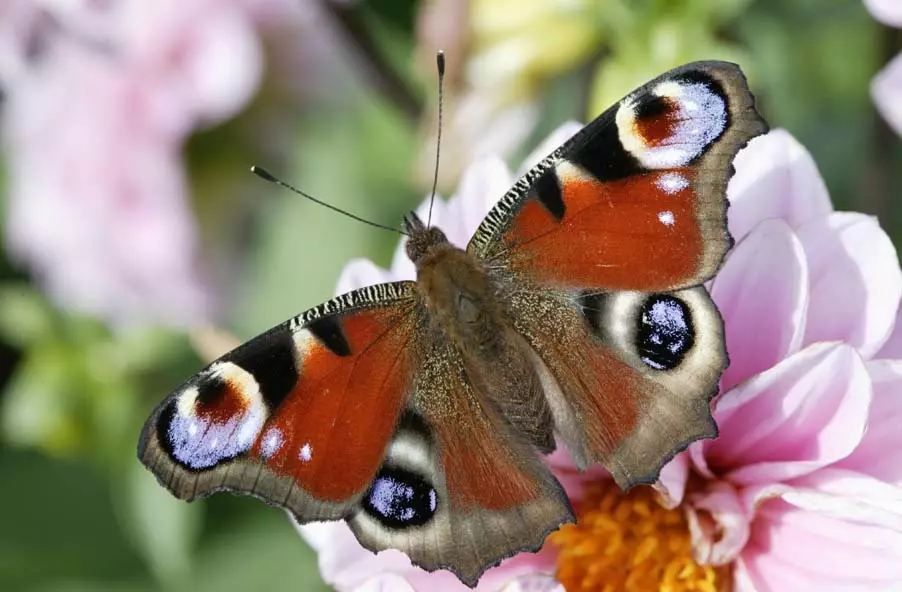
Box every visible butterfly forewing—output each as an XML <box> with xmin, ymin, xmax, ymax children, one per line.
<box><xmin>469</xmin><ymin>61</ymin><xmax>767</xmax><ymax>292</ymax></box>
<box><xmin>139</xmin><ymin>281</ymin><xmax>423</xmax><ymax>521</ymax></box>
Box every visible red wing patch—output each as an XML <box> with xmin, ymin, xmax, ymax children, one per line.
<box><xmin>504</xmin><ymin>166</ymin><xmax>705</xmax><ymax>292</ymax></box>
<box><xmin>251</xmin><ymin>308</ymin><xmax>419</xmax><ymax>501</ymax></box>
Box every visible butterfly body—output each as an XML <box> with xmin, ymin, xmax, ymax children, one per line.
<box><xmin>139</xmin><ymin>61</ymin><xmax>768</xmax><ymax>586</ymax></box>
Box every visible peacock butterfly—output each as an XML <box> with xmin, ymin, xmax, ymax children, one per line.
<box><xmin>138</xmin><ymin>60</ymin><xmax>768</xmax><ymax>586</ymax></box>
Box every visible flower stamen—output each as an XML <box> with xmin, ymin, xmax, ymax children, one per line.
<box><xmin>549</xmin><ymin>483</ymin><xmax>729</xmax><ymax>592</ymax></box>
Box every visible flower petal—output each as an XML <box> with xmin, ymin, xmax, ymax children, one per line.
<box><xmin>784</xmin><ymin>467</ymin><xmax>902</xmax><ymax>531</ymax></box>
<box><xmin>708</xmin><ymin>343</ymin><xmax>871</xmax><ymax>485</ymax></box>
<box><xmin>874</xmin><ymin>303</ymin><xmax>902</xmax><ymax>359</ymax></box>
<box><xmin>726</xmin><ymin>130</ymin><xmax>832</xmax><ymax>243</ymax></box>
<box><xmin>741</xmin><ymin>497</ymin><xmax>902</xmax><ymax>590</ymax></box>
<box><xmin>446</xmin><ymin>156</ymin><xmax>514</xmax><ymax>241</ymax></box>
<box><xmin>654</xmin><ymin>452</ymin><xmax>690</xmax><ymax>509</ymax></box>
<box><xmin>296</xmin><ymin>519</ymin><xmax>559</xmax><ymax>592</ymax></box>
<box><xmin>872</xmin><ymin>52</ymin><xmax>902</xmax><ymax>136</ymax></box>
<box><xmin>836</xmin><ymin>360</ymin><xmax>902</xmax><ymax>485</ymax></box>
<box><xmin>335</xmin><ymin>259</ymin><xmax>397</xmax><ymax>295</ymax></box>
<box><xmin>514</xmin><ymin>121</ymin><xmax>583</xmax><ymax>177</ymax></box>
<box><xmin>864</xmin><ymin>0</ymin><xmax>902</xmax><ymax>27</ymax></box>
<box><xmin>353</xmin><ymin>574</ymin><xmax>416</xmax><ymax>592</ymax></box>
<box><xmin>686</xmin><ymin>481</ymin><xmax>750</xmax><ymax>566</ymax></box>
<box><xmin>711</xmin><ymin>219</ymin><xmax>808</xmax><ymax>391</ymax></box>
<box><xmin>797</xmin><ymin>212</ymin><xmax>902</xmax><ymax>358</ymax></box>
<box><xmin>497</xmin><ymin>574</ymin><xmax>564</xmax><ymax>592</ymax></box>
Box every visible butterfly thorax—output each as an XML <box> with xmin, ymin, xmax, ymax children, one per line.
<box><xmin>403</xmin><ymin>211</ymin><xmax>506</xmax><ymax>358</ymax></box>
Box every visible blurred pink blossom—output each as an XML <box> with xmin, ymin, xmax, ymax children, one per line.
<box><xmin>297</xmin><ymin>124</ymin><xmax>902</xmax><ymax>591</ymax></box>
<box><xmin>0</xmin><ymin>0</ymin><xmax>298</xmax><ymax>325</ymax></box>
<box><xmin>865</xmin><ymin>0</ymin><xmax>902</xmax><ymax>134</ymax></box>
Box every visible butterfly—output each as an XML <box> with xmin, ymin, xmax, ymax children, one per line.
<box><xmin>138</xmin><ymin>61</ymin><xmax>767</xmax><ymax>587</ymax></box>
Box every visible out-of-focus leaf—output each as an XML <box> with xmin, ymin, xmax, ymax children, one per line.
<box><xmin>0</xmin><ymin>284</ymin><xmax>55</xmax><ymax>348</ymax></box>
<box><xmin>115</xmin><ymin>461</ymin><xmax>202</xmax><ymax>591</ymax></box>
<box><xmin>235</xmin><ymin>94</ymin><xmax>416</xmax><ymax>337</ymax></box>
<box><xmin>1</xmin><ymin>345</ymin><xmax>80</xmax><ymax>454</ymax></box>
<box><xmin>192</xmin><ymin>508</ymin><xmax>329</xmax><ymax>592</ymax></box>
<box><xmin>0</xmin><ymin>449</ymin><xmax>146</xmax><ymax>590</ymax></box>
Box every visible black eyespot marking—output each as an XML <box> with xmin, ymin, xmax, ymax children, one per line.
<box><xmin>227</xmin><ymin>327</ymin><xmax>298</xmax><ymax>409</ymax></box>
<box><xmin>307</xmin><ymin>316</ymin><xmax>352</xmax><ymax>357</ymax></box>
<box><xmin>194</xmin><ymin>372</ymin><xmax>228</xmax><ymax>408</ymax></box>
<box><xmin>568</xmin><ymin>108</ymin><xmax>645</xmax><ymax>182</ymax></box>
<box><xmin>362</xmin><ymin>467</ymin><xmax>437</xmax><ymax>529</ymax></box>
<box><xmin>156</xmin><ymin>399</ymin><xmax>179</xmax><ymax>459</ymax></box>
<box><xmin>534</xmin><ymin>171</ymin><xmax>565</xmax><ymax>221</ymax></box>
<box><xmin>637</xmin><ymin>295</ymin><xmax>694</xmax><ymax>370</ymax></box>
<box><xmin>634</xmin><ymin>94</ymin><xmax>671</xmax><ymax>120</ymax></box>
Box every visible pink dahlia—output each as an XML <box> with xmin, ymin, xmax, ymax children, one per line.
<box><xmin>296</xmin><ymin>124</ymin><xmax>902</xmax><ymax>591</ymax></box>
<box><xmin>864</xmin><ymin>0</ymin><xmax>902</xmax><ymax>134</ymax></box>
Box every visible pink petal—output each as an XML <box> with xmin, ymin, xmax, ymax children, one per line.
<box><xmin>726</xmin><ymin>130</ymin><xmax>832</xmax><ymax>243</ymax></box>
<box><xmin>872</xmin><ymin>52</ymin><xmax>902</xmax><ymax>136</ymax></box>
<box><xmin>874</xmin><ymin>303</ymin><xmax>902</xmax><ymax>358</ymax></box>
<box><xmin>335</xmin><ymin>259</ymin><xmax>397</xmax><ymax>294</ymax></box>
<box><xmin>654</xmin><ymin>452</ymin><xmax>690</xmax><ymax>509</ymax></box>
<box><xmin>708</xmin><ymin>343</ymin><xmax>871</xmax><ymax>485</ymax></box>
<box><xmin>712</xmin><ymin>219</ymin><xmax>808</xmax><ymax>391</ymax></box>
<box><xmin>836</xmin><ymin>360</ymin><xmax>902</xmax><ymax>485</ymax></box>
<box><xmin>497</xmin><ymin>574</ymin><xmax>564</xmax><ymax>592</ymax></box>
<box><xmin>353</xmin><ymin>574</ymin><xmax>416</xmax><ymax>592</ymax></box>
<box><xmin>741</xmin><ymin>497</ymin><xmax>902</xmax><ymax>589</ymax></box>
<box><xmin>797</xmin><ymin>213</ymin><xmax>902</xmax><ymax>358</ymax></box>
<box><xmin>514</xmin><ymin>122</ymin><xmax>583</xmax><ymax>177</ymax></box>
<box><xmin>446</xmin><ymin>156</ymin><xmax>513</xmax><ymax>241</ymax></box>
<box><xmin>686</xmin><ymin>481</ymin><xmax>750</xmax><ymax>565</ymax></box>
<box><xmin>784</xmin><ymin>468</ymin><xmax>902</xmax><ymax>531</ymax></box>
<box><xmin>296</xmin><ymin>519</ymin><xmax>558</xmax><ymax>592</ymax></box>
<box><xmin>864</xmin><ymin>0</ymin><xmax>902</xmax><ymax>27</ymax></box>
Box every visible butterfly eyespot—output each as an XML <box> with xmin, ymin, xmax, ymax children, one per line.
<box><xmin>362</xmin><ymin>466</ymin><xmax>438</xmax><ymax>528</ymax></box>
<box><xmin>636</xmin><ymin>295</ymin><xmax>695</xmax><ymax>371</ymax></box>
<box><xmin>158</xmin><ymin>362</ymin><xmax>269</xmax><ymax>470</ymax></box>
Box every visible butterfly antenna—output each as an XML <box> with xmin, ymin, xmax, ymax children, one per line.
<box><xmin>426</xmin><ymin>50</ymin><xmax>445</xmax><ymax>229</ymax></box>
<box><xmin>250</xmin><ymin>166</ymin><xmax>407</xmax><ymax>236</ymax></box>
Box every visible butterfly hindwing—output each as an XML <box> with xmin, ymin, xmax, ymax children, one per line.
<box><xmin>347</xmin><ymin>339</ymin><xmax>573</xmax><ymax>587</ymax></box>
<box><xmin>139</xmin><ymin>282</ymin><xmax>422</xmax><ymax>521</ymax></box>
<box><xmin>470</xmin><ymin>61</ymin><xmax>766</xmax><ymax>488</ymax></box>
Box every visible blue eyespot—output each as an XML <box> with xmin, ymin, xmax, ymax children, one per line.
<box><xmin>637</xmin><ymin>295</ymin><xmax>694</xmax><ymax>370</ymax></box>
<box><xmin>362</xmin><ymin>467</ymin><xmax>437</xmax><ymax>528</ymax></box>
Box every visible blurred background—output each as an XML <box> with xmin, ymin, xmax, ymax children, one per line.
<box><xmin>0</xmin><ymin>0</ymin><xmax>900</xmax><ymax>591</ymax></box>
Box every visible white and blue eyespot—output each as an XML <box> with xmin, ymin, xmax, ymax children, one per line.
<box><xmin>617</xmin><ymin>80</ymin><xmax>727</xmax><ymax>169</ymax></box>
<box><xmin>164</xmin><ymin>362</ymin><xmax>269</xmax><ymax>469</ymax></box>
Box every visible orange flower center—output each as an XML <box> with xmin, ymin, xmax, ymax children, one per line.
<box><xmin>549</xmin><ymin>483</ymin><xmax>729</xmax><ymax>592</ymax></box>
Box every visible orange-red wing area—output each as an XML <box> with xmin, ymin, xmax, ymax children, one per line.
<box><xmin>503</xmin><ymin>169</ymin><xmax>711</xmax><ymax>292</ymax></box>
<box><xmin>253</xmin><ymin>306</ymin><xmax>420</xmax><ymax>502</ymax></box>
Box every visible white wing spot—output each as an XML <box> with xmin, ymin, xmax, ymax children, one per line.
<box><xmin>659</xmin><ymin>211</ymin><xmax>676</xmax><ymax>226</ymax></box>
<box><xmin>299</xmin><ymin>442</ymin><xmax>313</xmax><ymax>462</ymax></box>
<box><xmin>656</xmin><ymin>173</ymin><xmax>689</xmax><ymax>194</ymax></box>
<box><xmin>261</xmin><ymin>427</ymin><xmax>284</xmax><ymax>459</ymax></box>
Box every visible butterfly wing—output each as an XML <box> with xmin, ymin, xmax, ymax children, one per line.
<box><xmin>347</xmin><ymin>339</ymin><xmax>573</xmax><ymax>587</ymax></box>
<box><xmin>139</xmin><ymin>282</ymin><xmax>424</xmax><ymax>521</ymax></box>
<box><xmin>469</xmin><ymin>61</ymin><xmax>765</xmax><ymax>291</ymax></box>
<box><xmin>140</xmin><ymin>281</ymin><xmax>572</xmax><ymax>586</ymax></box>
<box><xmin>468</xmin><ymin>61</ymin><xmax>767</xmax><ymax>488</ymax></box>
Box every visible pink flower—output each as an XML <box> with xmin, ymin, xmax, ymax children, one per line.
<box><xmin>297</xmin><ymin>124</ymin><xmax>902</xmax><ymax>591</ymax></box>
<box><xmin>0</xmin><ymin>0</ymin><xmax>279</xmax><ymax>325</ymax></box>
<box><xmin>865</xmin><ymin>0</ymin><xmax>902</xmax><ymax>134</ymax></box>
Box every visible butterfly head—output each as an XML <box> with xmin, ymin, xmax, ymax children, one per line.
<box><xmin>404</xmin><ymin>212</ymin><xmax>449</xmax><ymax>265</ymax></box>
